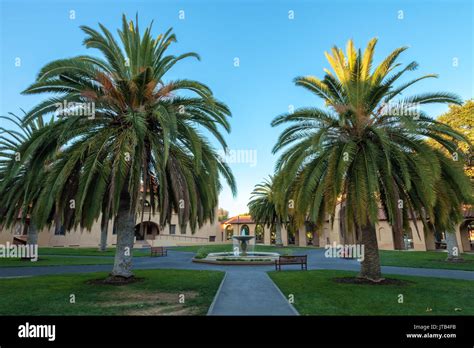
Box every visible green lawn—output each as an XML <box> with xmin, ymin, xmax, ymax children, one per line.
<box><xmin>269</xmin><ymin>270</ymin><xmax>474</xmax><ymax>315</ymax></box>
<box><xmin>171</xmin><ymin>243</ymin><xmax>316</xmax><ymax>256</ymax></box>
<box><xmin>0</xmin><ymin>247</ymin><xmax>155</xmax><ymax>267</ymax></box>
<box><xmin>379</xmin><ymin>250</ymin><xmax>474</xmax><ymax>271</ymax></box>
<box><xmin>39</xmin><ymin>247</ymin><xmax>150</xmax><ymax>257</ymax></box>
<box><xmin>0</xmin><ymin>255</ymin><xmax>114</xmax><ymax>267</ymax></box>
<box><xmin>0</xmin><ymin>269</ymin><xmax>224</xmax><ymax>315</ymax></box>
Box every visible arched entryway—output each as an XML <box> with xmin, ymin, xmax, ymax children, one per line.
<box><xmin>255</xmin><ymin>224</ymin><xmax>264</xmax><ymax>243</ymax></box>
<box><xmin>225</xmin><ymin>225</ymin><xmax>234</xmax><ymax>240</ymax></box>
<box><xmin>135</xmin><ymin>221</ymin><xmax>160</xmax><ymax>241</ymax></box>
<box><xmin>240</xmin><ymin>224</ymin><xmax>250</xmax><ymax>236</ymax></box>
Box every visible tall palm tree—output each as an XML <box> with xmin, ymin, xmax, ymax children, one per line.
<box><xmin>19</xmin><ymin>15</ymin><xmax>236</xmax><ymax>280</ymax></box>
<box><xmin>248</xmin><ymin>176</ymin><xmax>285</xmax><ymax>246</ymax></box>
<box><xmin>272</xmin><ymin>38</ymin><xmax>472</xmax><ymax>281</ymax></box>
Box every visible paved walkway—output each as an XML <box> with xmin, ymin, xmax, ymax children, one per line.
<box><xmin>1</xmin><ymin>249</ymin><xmax>473</xmax><ymax>280</ymax></box>
<box><xmin>207</xmin><ymin>271</ymin><xmax>298</xmax><ymax>315</ymax></box>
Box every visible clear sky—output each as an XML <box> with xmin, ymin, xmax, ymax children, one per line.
<box><xmin>0</xmin><ymin>0</ymin><xmax>472</xmax><ymax>216</ymax></box>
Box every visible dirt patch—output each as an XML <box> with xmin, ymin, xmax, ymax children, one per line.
<box><xmin>333</xmin><ymin>277</ymin><xmax>413</xmax><ymax>286</ymax></box>
<box><xmin>86</xmin><ymin>276</ymin><xmax>145</xmax><ymax>286</ymax></box>
<box><xmin>101</xmin><ymin>290</ymin><xmax>198</xmax><ymax>304</ymax></box>
<box><xmin>126</xmin><ymin>304</ymin><xmax>199</xmax><ymax>316</ymax></box>
<box><xmin>97</xmin><ymin>290</ymin><xmax>200</xmax><ymax>315</ymax></box>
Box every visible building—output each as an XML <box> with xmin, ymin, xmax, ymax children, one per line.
<box><xmin>1</xmin><ymin>203</ymin><xmax>473</xmax><ymax>252</ymax></box>
<box><xmin>221</xmin><ymin>205</ymin><xmax>474</xmax><ymax>252</ymax></box>
<box><xmin>0</xmin><ymin>211</ymin><xmax>221</xmax><ymax>248</ymax></box>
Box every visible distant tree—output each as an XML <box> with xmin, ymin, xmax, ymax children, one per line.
<box><xmin>217</xmin><ymin>208</ymin><xmax>229</xmax><ymax>222</ymax></box>
<box><xmin>427</xmin><ymin>100</ymin><xmax>473</xmax><ymax>179</ymax></box>
<box><xmin>248</xmin><ymin>176</ymin><xmax>284</xmax><ymax>246</ymax></box>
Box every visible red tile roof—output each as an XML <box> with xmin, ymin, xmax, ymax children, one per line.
<box><xmin>222</xmin><ymin>215</ymin><xmax>254</xmax><ymax>224</ymax></box>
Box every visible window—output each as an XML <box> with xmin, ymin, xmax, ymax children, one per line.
<box><xmin>169</xmin><ymin>224</ymin><xmax>176</xmax><ymax>235</ymax></box>
<box><xmin>54</xmin><ymin>225</ymin><xmax>65</xmax><ymax>236</ymax></box>
<box><xmin>209</xmin><ymin>236</ymin><xmax>216</xmax><ymax>242</ymax></box>
<box><xmin>180</xmin><ymin>225</ymin><xmax>186</xmax><ymax>234</ymax></box>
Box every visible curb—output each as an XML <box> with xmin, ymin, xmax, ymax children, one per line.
<box><xmin>265</xmin><ymin>272</ymin><xmax>300</xmax><ymax>316</ymax></box>
<box><xmin>193</xmin><ymin>258</ymin><xmax>274</xmax><ymax>266</ymax></box>
<box><xmin>207</xmin><ymin>272</ymin><xmax>227</xmax><ymax>316</ymax></box>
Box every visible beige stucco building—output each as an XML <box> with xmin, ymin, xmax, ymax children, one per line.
<box><xmin>1</xmin><ymin>204</ymin><xmax>473</xmax><ymax>252</ymax></box>
<box><xmin>221</xmin><ymin>205</ymin><xmax>474</xmax><ymax>253</ymax></box>
<box><xmin>0</xmin><ymin>211</ymin><xmax>221</xmax><ymax>248</ymax></box>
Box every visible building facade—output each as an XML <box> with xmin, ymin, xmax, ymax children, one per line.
<box><xmin>1</xmin><ymin>204</ymin><xmax>473</xmax><ymax>252</ymax></box>
<box><xmin>0</xmin><ymin>211</ymin><xmax>222</xmax><ymax>248</ymax></box>
<box><xmin>222</xmin><ymin>205</ymin><xmax>474</xmax><ymax>253</ymax></box>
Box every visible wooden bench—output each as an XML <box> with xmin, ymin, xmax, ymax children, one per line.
<box><xmin>150</xmin><ymin>246</ymin><xmax>167</xmax><ymax>257</ymax></box>
<box><xmin>275</xmin><ymin>255</ymin><xmax>307</xmax><ymax>271</ymax></box>
<box><xmin>12</xmin><ymin>236</ymin><xmax>27</xmax><ymax>246</ymax></box>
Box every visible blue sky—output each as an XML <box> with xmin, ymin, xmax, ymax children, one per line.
<box><xmin>0</xmin><ymin>0</ymin><xmax>472</xmax><ymax>216</ymax></box>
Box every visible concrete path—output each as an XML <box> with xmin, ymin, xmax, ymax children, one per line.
<box><xmin>207</xmin><ymin>271</ymin><xmax>298</xmax><ymax>316</ymax></box>
<box><xmin>0</xmin><ymin>249</ymin><xmax>473</xmax><ymax>280</ymax></box>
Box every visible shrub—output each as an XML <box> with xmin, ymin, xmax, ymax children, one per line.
<box><xmin>194</xmin><ymin>247</ymin><xmax>210</xmax><ymax>259</ymax></box>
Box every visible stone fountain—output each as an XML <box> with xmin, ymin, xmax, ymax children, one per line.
<box><xmin>232</xmin><ymin>235</ymin><xmax>254</xmax><ymax>256</ymax></box>
<box><xmin>193</xmin><ymin>231</ymin><xmax>279</xmax><ymax>265</ymax></box>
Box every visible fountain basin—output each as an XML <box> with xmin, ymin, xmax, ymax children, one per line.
<box><xmin>193</xmin><ymin>251</ymin><xmax>280</xmax><ymax>265</ymax></box>
<box><xmin>232</xmin><ymin>235</ymin><xmax>255</xmax><ymax>256</ymax></box>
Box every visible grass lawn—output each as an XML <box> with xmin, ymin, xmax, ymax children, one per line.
<box><xmin>379</xmin><ymin>250</ymin><xmax>474</xmax><ymax>271</ymax></box>
<box><xmin>171</xmin><ymin>243</ymin><xmax>316</xmax><ymax>255</ymax></box>
<box><xmin>39</xmin><ymin>247</ymin><xmax>150</xmax><ymax>257</ymax></box>
<box><xmin>0</xmin><ymin>269</ymin><xmax>224</xmax><ymax>315</ymax></box>
<box><xmin>269</xmin><ymin>270</ymin><xmax>474</xmax><ymax>315</ymax></box>
<box><xmin>0</xmin><ymin>255</ymin><xmax>114</xmax><ymax>267</ymax></box>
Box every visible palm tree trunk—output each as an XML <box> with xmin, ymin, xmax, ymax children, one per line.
<box><xmin>110</xmin><ymin>188</ymin><xmax>136</xmax><ymax>279</ymax></box>
<box><xmin>359</xmin><ymin>222</ymin><xmax>383</xmax><ymax>281</ymax></box>
<box><xmin>275</xmin><ymin>222</ymin><xmax>283</xmax><ymax>247</ymax></box>
<box><xmin>99</xmin><ymin>213</ymin><xmax>108</xmax><ymax>252</ymax></box>
<box><xmin>392</xmin><ymin>180</ymin><xmax>405</xmax><ymax>250</ymax></box>
<box><xmin>27</xmin><ymin>222</ymin><xmax>38</xmax><ymax>246</ymax></box>
<box><xmin>445</xmin><ymin>230</ymin><xmax>463</xmax><ymax>262</ymax></box>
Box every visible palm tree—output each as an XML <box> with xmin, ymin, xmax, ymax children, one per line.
<box><xmin>19</xmin><ymin>15</ymin><xmax>236</xmax><ymax>280</ymax></box>
<box><xmin>272</xmin><ymin>38</ymin><xmax>472</xmax><ymax>281</ymax></box>
<box><xmin>248</xmin><ymin>176</ymin><xmax>285</xmax><ymax>246</ymax></box>
<box><xmin>0</xmin><ymin>111</ymin><xmax>55</xmax><ymax>246</ymax></box>
<box><xmin>429</xmin><ymin>152</ymin><xmax>473</xmax><ymax>261</ymax></box>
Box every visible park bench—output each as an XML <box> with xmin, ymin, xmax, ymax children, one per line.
<box><xmin>275</xmin><ymin>255</ymin><xmax>307</xmax><ymax>271</ymax></box>
<box><xmin>12</xmin><ymin>236</ymin><xmax>27</xmax><ymax>245</ymax></box>
<box><xmin>150</xmin><ymin>246</ymin><xmax>167</xmax><ymax>257</ymax></box>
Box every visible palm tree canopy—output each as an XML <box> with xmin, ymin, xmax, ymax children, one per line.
<box><xmin>10</xmin><ymin>15</ymin><xmax>236</xmax><ymax>233</ymax></box>
<box><xmin>272</xmin><ymin>38</ymin><xmax>472</xmax><ymax>232</ymax></box>
<box><xmin>0</xmin><ymin>111</ymin><xmax>56</xmax><ymax>228</ymax></box>
<box><xmin>248</xmin><ymin>176</ymin><xmax>285</xmax><ymax>229</ymax></box>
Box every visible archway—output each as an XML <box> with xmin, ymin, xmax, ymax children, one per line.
<box><xmin>240</xmin><ymin>224</ymin><xmax>250</xmax><ymax>236</ymax></box>
<box><xmin>255</xmin><ymin>224</ymin><xmax>264</xmax><ymax>243</ymax></box>
<box><xmin>134</xmin><ymin>221</ymin><xmax>160</xmax><ymax>241</ymax></box>
<box><xmin>225</xmin><ymin>225</ymin><xmax>234</xmax><ymax>240</ymax></box>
